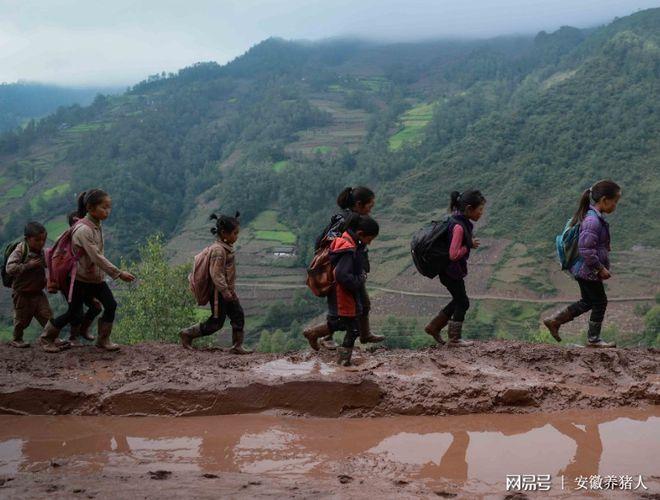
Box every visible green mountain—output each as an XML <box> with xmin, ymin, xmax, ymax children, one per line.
<box><xmin>0</xmin><ymin>8</ymin><xmax>658</xmax><ymax>346</ymax></box>
<box><xmin>0</xmin><ymin>82</ymin><xmax>120</xmax><ymax>133</ymax></box>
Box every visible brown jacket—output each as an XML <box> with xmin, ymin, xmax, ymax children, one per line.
<box><xmin>209</xmin><ymin>240</ymin><xmax>236</xmax><ymax>296</ymax></box>
<box><xmin>6</xmin><ymin>241</ymin><xmax>46</xmax><ymax>293</ymax></box>
<box><xmin>72</xmin><ymin>215</ymin><xmax>121</xmax><ymax>283</ymax></box>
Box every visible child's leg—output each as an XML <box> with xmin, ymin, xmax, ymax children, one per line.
<box><xmin>10</xmin><ymin>293</ymin><xmax>33</xmax><ymax>348</ymax></box>
<box><xmin>34</xmin><ymin>292</ymin><xmax>53</xmax><ymax>328</ymax></box>
<box><xmin>88</xmin><ymin>282</ymin><xmax>119</xmax><ymax>351</ymax></box>
<box><xmin>439</xmin><ymin>274</ymin><xmax>469</xmax><ymax>322</ymax></box>
<box><xmin>337</xmin><ymin>317</ymin><xmax>359</xmax><ymax>366</ymax></box>
<box><xmin>227</xmin><ymin>299</ymin><xmax>251</xmax><ymax>354</ymax></box>
<box><xmin>199</xmin><ymin>293</ymin><xmax>227</xmax><ymax>337</ymax></box>
<box><xmin>357</xmin><ymin>284</ymin><xmax>384</xmax><ymax>343</ymax></box>
<box><xmin>578</xmin><ymin>280</ymin><xmax>613</xmax><ymax>347</ymax></box>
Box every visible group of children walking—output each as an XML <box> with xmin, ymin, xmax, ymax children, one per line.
<box><xmin>5</xmin><ymin>179</ymin><xmax>623</xmax><ymax>364</ymax></box>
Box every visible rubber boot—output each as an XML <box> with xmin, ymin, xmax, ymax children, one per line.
<box><xmin>320</xmin><ymin>335</ymin><xmax>338</xmax><ymax>350</ymax></box>
<box><xmin>39</xmin><ymin>321</ymin><xmax>63</xmax><ymax>353</ymax></box>
<box><xmin>447</xmin><ymin>320</ymin><xmax>474</xmax><ymax>347</ymax></box>
<box><xmin>337</xmin><ymin>346</ymin><xmax>353</xmax><ymax>366</ymax></box>
<box><xmin>425</xmin><ymin>311</ymin><xmax>449</xmax><ymax>345</ymax></box>
<box><xmin>9</xmin><ymin>327</ymin><xmax>30</xmax><ymax>348</ymax></box>
<box><xmin>179</xmin><ymin>324</ymin><xmax>202</xmax><ymax>350</ymax></box>
<box><xmin>79</xmin><ymin>316</ymin><xmax>96</xmax><ymax>341</ymax></box>
<box><xmin>68</xmin><ymin>324</ymin><xmax>83</xmax><ymax>347</ymax></box>
<box><xmin>303</xmin><ymin>323</ymin><xmax>331</xmax><ymax>351</ymax></box>
<box><xmin>543</xmin><ymin>307</ymin><xmax>574</xmax><ymax>342</ymax></box>
<box><xmin>230</xmin><ymin>329</ymin><xmax>253</xmax><ymax>355</ymax></box>
<box><xmin>96</xmin><ymin>321</ymin><xmax>120</xmax><ymax>351</ymax></box>
<box><xmin>586</xmin><ymin>321</ymin><xmax>616</xmax><ymax>348</ymax></box>
<box><xmin>358</xmin><ymin>315</ymin><xmax>385</xmax><ymax>344</ymax></box>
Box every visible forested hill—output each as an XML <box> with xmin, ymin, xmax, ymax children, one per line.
<box><xmin>0</xmin><ymin>8</ymin><xmax>658</xmax><ymax>263</ymax></box>
<box><xmin>0</xmin><ymin>82</ymin><xmax>119</xmax><ymax>133</ymax></box>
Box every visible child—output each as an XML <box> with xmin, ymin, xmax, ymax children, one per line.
<box><xmin>6</xmin><ymin>222</ymin><xmax>52</xmax><ymax>348</ymax></box>
<box><xmin>308</xmin><ymin>186</ymin><xmax>383</xmax><ymax>350</ymax></box>
<box><xmin>543</xmin><ymin>180</ymin><xmax>621</xmax><ymax>348</ymax></box>
<box><xmin>425</xmin><ymin>190</ymin><xmax>486</xmax><ymax>347</ymax></box>
<box><xmin>65</xmin><ymin>211</ymin><xmax>102</xmax><ymax>346</ymax></box>
<box><xmin>306</xmin><ymin>214</ymin><xmax>380</xmax><ymax>366</ymax></box>
<box><xmin>179</xmin><ymin>212</ymin><xmax>252</xmax><ymax>354</ymax></box>
<box><xmin>40</xmin><ymin>189</ymin><xmax>135</xmax><ymax>352</ymax></box>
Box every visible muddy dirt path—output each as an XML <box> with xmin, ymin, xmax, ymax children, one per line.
<box><xmin>0</xmin><ymin>341</ymin><xmax>657</xmax><ymax>417</ymax></box>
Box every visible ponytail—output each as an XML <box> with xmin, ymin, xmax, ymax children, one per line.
<box><xmin>449</xmin><ymin>189</ymin><xmax>486</xmax><ymax>213</ymax></box>
<box><xmin>77</xmin><ymin>188</ymin><xmax>109</xmax><ymax>218</ymax></box>
<box><xmin>337</xmin><ymin>186</ymin><xmax>375</xmax><ymax>210</ymax></box>
<box><xmin>210</xmin><ymin>211</ymin><xmax>241</xmax><ymax>236</ymax></box>
<box><xmin>570</xmin><ymin>179</ymin><xmax>621</xmax><ymax>225</ymax></box>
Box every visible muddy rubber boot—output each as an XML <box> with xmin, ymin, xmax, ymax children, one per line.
<box><xmin>230</xmin><ymin>329</ymin><xmax>253</xmax><ymax>355</ymax></box>
<box><xmin>68</xmin><ymin>324</ymin><xmax>83</xmax><ymax>347</ymax></box>
<box><xmin>9</xmin><ymin>327</ymin><xmax>30</xmax><ymax>348</ymax></box>
<box><xmin>447</xmin><ymin>320</ymin><xmax>474</xmax><ymax>347</ymax></box>
<box><xmin>79</xmin><ymin>317</ymin><xmax>96</xmax><ymax>341</ymax></box>
<box><xmin>337</xmin><ymin>346</ymin><xmax>353</xmax><ymax>366</ymax></box>
<box><xmin>96</xmin><ymin>321</ymin><xmax>120</xmax><ymax>351</ymax></box>
<box><xmin>424</xmin><ymin>311</ymin><xmax>449</xmax><ymax>345</ymax></box>
<box><xmin>179</xmin><ymin>324</ymin><xmax>202</xmax><ymax>350</ymax></box>
<box><xmin>586</xmin><ymin>321</ymin><xmax>616</xmax><ymax>348</ymax></box>
<box><xmin>303</xmin><ymin>323</ymin><xmax>330</xmax><ymax>351</ymax></box>
<box><xmin>543</xmin><ymin>307</ymin><xmax>574</xmax><ymax>342</ymax></box>
<box><xmin>39</xmin><ymin>321</ymin><xmax>63</xmax><ymax>353</ymax></box>
<box><xmin>358</xmin><ymin>315</ymin><xmax>385</xmax><ymax>344</ymax></box>
<box><xmin>320</xmin><ymin>335</ymin><xmax>338</xmax><ymax>350</ymax></box>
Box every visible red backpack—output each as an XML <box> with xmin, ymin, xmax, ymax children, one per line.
<box><xmin>305</xmin><ymin>237</ymin><xmax>335</xmax><ymax>297</ymax></box>
<box><xmin>188</xmin><ymin>242</ymin><xmax>220</xmax><ymax>314</ymax></box>
<box><xmin>46</xmin><ymin>218</ymin><xmax>95</xmax><ymax>302</ymax></box>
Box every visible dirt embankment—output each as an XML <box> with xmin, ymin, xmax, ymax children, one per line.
<box><xmin>0</xmin><ymin>341</ymin><xmax>657</xmax><ymax>417</ymax></box>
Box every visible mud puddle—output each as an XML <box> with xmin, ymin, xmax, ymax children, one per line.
<box><xmin>0</xmin><ymin>408</ymin><xmax>658</xmax><ymax>498</ymax></box>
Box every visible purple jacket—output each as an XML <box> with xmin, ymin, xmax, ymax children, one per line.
<box><xmin>570</xmin><ymin>206</ymin><xmax>611</xmax><ymax>281</ymax></box>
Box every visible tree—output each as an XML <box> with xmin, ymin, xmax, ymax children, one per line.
<box><xmin>114</xmin><ymin>235</ymin><xmax>197</xmax><ymax>344</ymax></box>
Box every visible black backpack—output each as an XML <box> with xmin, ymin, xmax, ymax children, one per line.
<box><xmin>2</xmin><ymin>239</ymin><xmax>27</xmax><ymax>288</ymax></box>
<box><xmin>411</xmin><ymin>216</ymin><xmax>469</xmax><ymax>279</ymax></box>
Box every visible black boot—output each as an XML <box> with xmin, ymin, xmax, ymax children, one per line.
<box><xmin>447</xmin><ymin>320</ymin><xmax>474</xmax><ymax>347</ymax></box>
<box><xmin>586</xmin><ymin>321</ymin><xmax>616</xmax><ymax>348</ymax></box>
<box><xmin>337</xmin><ymin>346</ymin><xmax>353</xmax><ymax>366</ymax></box>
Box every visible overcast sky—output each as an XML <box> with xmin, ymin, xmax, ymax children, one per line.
<box><xmin>1</xmin><ymin>0</ymin><xmax>657</xmax><ymax>87</ymax></box>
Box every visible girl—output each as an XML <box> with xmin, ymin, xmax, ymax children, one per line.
<box><xmin>40</xmin><ymin>189</ymin><xmax>135</xmax><ymax>352</ymax></box>
<box><xmin>306</xmin><ymin>214</ymin><xmax>379</xmax><ymax>366</ymax></box>
<box><xmin>543</xmin><ymin>180</ymin><xmax>621</xmax><ymax>348</ymax></box>
<box><xmin>425</xmin><ymin>190</ymin><xmax>486</xmax><ymax>347</ymax></box>
<box><xmin>307</xmin><ymin>186</ymin><xmax>383</xmax><ymax>350</ymax></box>
<box><xmin>179</xmin><ymin>212</ymin><xmax>252</xmax><ymax>354</ymax></box>
<box><xmin>65</xmin><ymin>210</ymin><xmax>103</xmax><ymax>346</ymax></box>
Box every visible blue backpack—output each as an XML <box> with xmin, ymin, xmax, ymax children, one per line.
<box><xmin>555</xmin><ymin>210</ymin><xmax>595</xmax><ymax>271</ymax></box>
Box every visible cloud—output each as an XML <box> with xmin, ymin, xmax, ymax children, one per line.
<box><xmin>0</xmin><ymin>0</ymin><xmax>657</xmax><ymax>86</ymax></box>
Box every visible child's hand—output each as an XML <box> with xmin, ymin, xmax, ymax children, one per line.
<box><xmin>472</xmin><ymin>238</ymin><xmax>481</xmax><ymax>249</ymax></box>
<box><xmin>26</xmin><ymin>258</ymin><xmax>43</xmax><ymax>269</ymax></box>
<box><xmin>598</xmin><ymin>268</ymin><xmax>612</xmax><ymax>280</ymax></box>
<box><xmin>119</xmin><ymin>271</ymin><xmax>136</xmax><ymax>282</ymax></box>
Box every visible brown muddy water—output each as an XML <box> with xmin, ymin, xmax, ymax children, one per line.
<box><xmin>0</xmin><ymin>408</ymin><xmax>658</xmax><ymax>498</ymax></box>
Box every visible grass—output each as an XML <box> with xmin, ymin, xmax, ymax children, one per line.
<box><xmin>389</xmin><ymin>102</ymin><xmax>436</xmax><ymax>150</ymax></box>
<box><xmin>251</xmin><ymin>210</ymin><xmax>297</xmax><ymax>245</ymax></box>
<box><xmin>2</xmin><ymin>183</ymin><xmax>28</xmax><ymax>200</ymax></box>
<box><xmin>44</xmin><ymin>216</ymin><xmax>69</xmax><ymax>240</ymax></box>
<box><xmin>273</xmin><ymin>160</ymin><xmax>289</xmax><ymax>173</ymax></box>
<box><xmin>29</xmin><ymin>182</ymin><xmax>71</xmax><ymax>210</ymax></box>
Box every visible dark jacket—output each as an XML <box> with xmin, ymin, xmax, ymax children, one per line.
<box><xmin>445</xmin><ymin>212</ymin><xmax>474</xmax><ymax>280</ymax></box>
<box><xmin>327</xmin><ymin>230</ymin><xmax>366</xmax><ymax>318</ymax></box>
<box><xmin>316</xmin><ymin>209</ymin><xmax>370</xmax><ymax>273</ymax></box>
<box><xmin>6</xmin><ymin>241</ymin><xmax>46</xmax><ymax>293</ymax></box>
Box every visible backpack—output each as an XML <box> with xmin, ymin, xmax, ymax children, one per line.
<box><xmin>556</xmin><ymin>217</ymin><xmax>585</xmax><ymax>271</ymax></box>
<box><xmin>1</xmin><ymin>239</ymin><xmax>28</xmax><ymax>288</ymax></box>
<box><xmin>45</xmin><ymin>218</ymin><xmax>95</xmax><ymax>301</ymax></box>
<box><xmin>410</xmin><ymin>216</ymin><xmax>462</xmax><ymax>279</ymax></box>
<box><xmin>188</xmin><ymin>242</ymin><xmax>221</xmax><ymax>308</ymax></box>
<box><xmin>306</xmin><ymin>237</ymin><xmax>335</xmax><ymax>297</ymax></box>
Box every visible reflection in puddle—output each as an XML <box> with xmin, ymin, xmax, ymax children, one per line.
<box><xmin>0</xmin><ymin>408</ymin><xmax>657</xmax><ymax>494</ymax></box>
